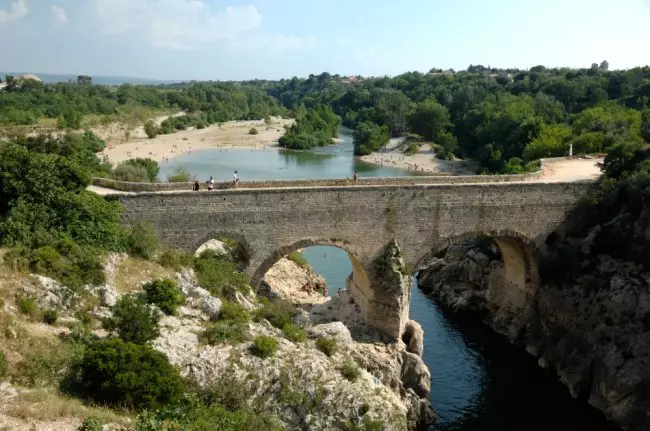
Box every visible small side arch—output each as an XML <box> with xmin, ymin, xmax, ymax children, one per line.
<box><xmin>194</xmin><ymin>231</ymin><xmax>253</xmax><ymax>268</ymax></box>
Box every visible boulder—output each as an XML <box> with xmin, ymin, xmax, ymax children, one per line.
<box><xmin>400</xmin><ymin>351</ymin><xmax>431</xmax><ymax>399</ymax></box>
<box><xmin>402</xmin><ymin>320</ymin><xmax>424</xmax><ymax>357</ymax></box>
<box><xmin>201</xmin><ymin>296</ymin><xmax>222</xmax><ymax>320</ymax></box>
<box><xmin>309</xmin><ymin>321</ymin><xmax>353</xmax><ymax>343</ymax></box>
<box><xmin>195</xmin><ymin>239</ymin><xmax>230</xmax><ymax>258</ymax></box>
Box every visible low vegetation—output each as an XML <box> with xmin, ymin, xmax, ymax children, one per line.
<box><xmin>286</xmin><ymin>251</ymin><xmax>310</xmax><ymax>270</ymax></box>
<box><xmin>316</xmin><ymin>336</ymin><xmax>338</xmax><ymax>357</ymax></box>
<box><xmin>167</xmin><ymin>166</ymin><xmax>194</xmax><ymax>183</ymax></box>
<box><xmin>340</xmin><ymin>360</ymin><xmax>361</xmax><ymax>382</ymax></box>
<box><xmin>281</xmin><ymin>323</ymin><xmax>307</xmax><ymax>343</ymax></box>
<box><xmin>202</xmin><ymin>321</ymin><xmax>249</xmax><ymax>345</ymax></box>
<box><xmin>254</xmin><ymin>297</ymin><xmax>299</xmax><ymax>329</ymax></box>
<box><xmin>251</xmin><ymin>335</ymin><xmax>279</xmax><ymax>358</ymax></box>
<box><xmin>127</xmin><ymin>222</ymin><xmax>159</xmax><ymax>260</ymax></box>
<box><xmin>143</xmin><ymin>278</ymin><xmax>184</xmax><ymax>315</ymax></box>
<box><xmin>194</xmin><ymin>251</ymin><xmax>250</xmax><ymax>297</ymax></box>
<box><xmin>102</xmin><ymin>295</ymin><xmax>161</xmax><ymax>344</ymax></box>
<box><xmin>0</xmin><ymin>350</ymin><xmax>7</xmax><ymax>377</ymax></box>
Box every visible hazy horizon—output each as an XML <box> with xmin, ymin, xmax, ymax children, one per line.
<box><xmin>0</xmin><ymin>0</ymin><xmax>649</xmax><ymax>81</ymax></box>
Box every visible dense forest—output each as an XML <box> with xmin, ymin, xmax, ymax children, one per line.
<box><xmin>2</xmin><ymin>64</ymin><xmax>650</xmax><ymax>172</ymax></box>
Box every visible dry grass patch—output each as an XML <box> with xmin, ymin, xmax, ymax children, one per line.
<box><xmin>3</xmin><ymin>388</ymin><xmax>129</xmax><ymax>426</ymax></box>
<box><xmin>113</xmin><ymin>256</ymin><xmax>174</xmax><ymax>294</ymax></box>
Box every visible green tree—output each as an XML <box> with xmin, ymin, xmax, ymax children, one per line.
<box><xmin>123</xmin><ymin>158</ymin><xmax>159</xmax><ymax>182</ymax></box>
<box><xmin>353</xmin><ymin>121</ymin><xmax>390</xmax><ymax>156</ymax></box>
<box><xmin>144</xmin><ymin>120</ymin><xmax>158</xmax><ymax>139</ymax></box>
<box><xmin>523</xmin><ymin>124</ymin><xmax>571</xmax><ymax>162</ymax></box>
<box><xmin>143</xmin><ymin>278</ymin><xmax>184</xmax><ymax>315</ymax></box>
<box><xmin>103</xmin><ymin>295</ymin><xmax>161</xmax><ymax>344</ymax></box>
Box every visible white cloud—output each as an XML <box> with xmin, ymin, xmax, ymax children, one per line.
<box><xmin>0</xmin><ymin>0</ymin><xmax>29</xmax><ymax>25</ymax></box>
<box><xmin>51</xmin><ymin>5</ymin><xmax>68</xmax><ymax>24</ymax></box>
<box><xmin>92</xmin><ymin>0</ymin><xmax>263</xmax><ymax>49</ymax></box>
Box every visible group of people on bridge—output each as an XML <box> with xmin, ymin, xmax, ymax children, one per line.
<box><xmin>192</xmin><ymin>170</ymin><xmax>239</xmax><ymax>191</ymax></box>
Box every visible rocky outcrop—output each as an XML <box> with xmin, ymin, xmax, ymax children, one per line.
<box><xmin>260</xmin><ymin>257</ymin><xmax>328</xmax><ymax>306</ymax></box>
<box><xmin>418</xmin><ymin>236</ymin><xmax>650</xmax><ymax>431</ymax></box>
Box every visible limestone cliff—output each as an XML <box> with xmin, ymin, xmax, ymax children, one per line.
<box><xmin>418</xmin><ymin>235</ymin><xmax>650</xmax><ymax>431</ymax></box>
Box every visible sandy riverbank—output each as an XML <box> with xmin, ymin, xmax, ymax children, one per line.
<box><xmin>360</xmin><ymin>137</ymin><xmax>478</xmax><ymax>175</ymax></box>
<box><xmin>98</xmin><ymin>115</ymin><xmax>293</xmax><ymax>164</ymax></box>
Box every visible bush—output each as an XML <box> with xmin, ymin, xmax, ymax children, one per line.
<box><xmin>194</xmin><ymin>253</ymin><xmax>250</xmax><ymax>297</ymax></box>
<box><xmin>157</xmin><ymin>249</ymin><xmax>194</xmax><ymax>271</ymax></box>
<box><xmin>167</xmin><ymin>167</ymin><xmax>194</xmax><ymax>183</ymax></box>
<box><xmin>254</xmin><ymin>298</ymin><xmax>298</xmax><ymax>329</ymax></box>
<box><xmin>403</xmin><ymin>142</ymin><xmax>419</xmax><ymax>155</ymax></box>
<box><xmin>282</xmin><ymin>323</ymin><xmax>306</xmax><ymax>343</ymax></box>
<box><xmin>286</xmin><ymin>251</ymin><xmax>310</xmax><ymax>270</ymax></box>
<box><xmin>122</xmin><ymin>158</ymin><xmax>160</xmax><ymax>182</ymax></box>
<box><xmin>0</xmin><ymin>350</ymin><xmax>7</xmax><ymax>378</ymax></box>
<box><xmin>251</xmin><ymin>335</ymin><xmax>279</xmax><ymax>358</ymax></box>
<box><xmin>340</xmin><ymin>360</ymin><xmax>361</xmax><ymax>382</ymax></box>
<box><xmin>144</xmin><ymin>120</ymin><xmax>158</xmax><ymax>139</ymax></box>
<box><xmin>143</xmin><ymin>278</ymin><xmax>184</xmax><ymax>315</ymax></box>
<box><xmin>219</xmin><ymin>301</ymin><xmax>251</xmax><ymax>324</ymax></box>
<box><xmin>316</xmin><ymin>337</ymin><xmax>338</xmax><ymax>357</ymax></box>
<box><xmin>43</xmin><ymin>309</ymin><xmax>59</xmax><ymax>325</ymax></box>
<box><xmin>17</xmin><ymin>294</ymin><xmax>38</xmax><ymax>316</ymax></box>
<box><xmin>78</xmin><ymin>416</ymin><xmax>102</xmax><ymax>431</ymax></box>
<box><xmin>112</xmin><ymin>163</ymin><xmax>150</xmax><ymax>183</ymax></box>
<box><xmin>15</xmin><ymin>339</ymin><xmax>85</xmax><ymax>387</ymax></box>
<box><xmin>202</xmin><ymin>321</ymin><xmax>249</xmax><ymax>345</ymax></box>
<box><xmin>103</xmin><ymin>295</ymin><xmax>160</xmax><ymax>344</ymax></box>
<box><xmin>128</xmin><ymin>222</ymin><xmax>158</xmax><ymax>260</ymax></box>
<box><xmin>69</xmin><ymin>338</ymin><xmax>183</xmax><ymax>410</ymax></box>
<box><xmin>249</xmin><ymin>127</ymin><xmax>259</xmax><ymax>135</ymax></box>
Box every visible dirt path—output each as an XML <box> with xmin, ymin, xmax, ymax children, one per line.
<box><xmin>535</xmin><ymin>157</ymin><xmax>602</xmax><ymax>183</ymax></box>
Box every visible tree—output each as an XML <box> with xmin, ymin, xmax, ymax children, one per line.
<box><xmin>641</xmin><ymin>109</ymin><xmax>650</xmax><ymax>143</ymax></box>
<box><xmin>353</xmin><ymin>121</ymin><xmax>390</xmax><ymax>156</ymax></box>
<box><xmin>103</xmin><ymin>295</ymin><xmax>161</xmax><ymax>344</ymax></box>
<box><xmin>77</xmin><ymin>75</ymin><xmax>92</xmax><ymax>85</ymax></box>
<box><xmin>408</xmin><ymin>98</ymin><xmax>454</xmax><ymax>143</ymax></box>
<box><xmin>144</xmin><ymin>120</ymin><xmax>158</xmax><ymax>139</ymax></box>
<box><xmin>523</xmin><ymin>124</ymin><xmax>571</xmax><ymax>162</ymax></box>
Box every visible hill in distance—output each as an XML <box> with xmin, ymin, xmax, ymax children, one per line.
<box><xmin>0</xmin><ymin>72</ymin><xmax>181</xmax><ymax>86</ymax></box>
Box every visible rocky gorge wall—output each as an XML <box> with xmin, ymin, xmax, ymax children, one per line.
<box><xmin>418</xmin><ymin>234</ymin><xmax>650</xmax><ymax>431</ymax></box>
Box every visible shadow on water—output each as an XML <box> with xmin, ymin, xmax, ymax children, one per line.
<box><xmin>410</xmin><ymin>284</ymin><xmax>620</xmax><ymax>431</ymax></box>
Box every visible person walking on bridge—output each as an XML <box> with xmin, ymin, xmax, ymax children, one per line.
<box><xmin>353</xmin><ymin>170</ymin><xmax>359</xmax><ymax>182</ymax></box>
<box><xmin>206</xmin><ymin>176</ymin><xmax>215</xmax><ymax>191</ymax></box>
<box><xmin>233</xmin><ymin>170</ymin><xmax>239</xmax><ymax>188</ymax></box>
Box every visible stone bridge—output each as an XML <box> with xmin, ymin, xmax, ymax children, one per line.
<box><xmin>115</xmin><ymin>181</ymin><xmax>594</xmax><ymax>341</ymax></box>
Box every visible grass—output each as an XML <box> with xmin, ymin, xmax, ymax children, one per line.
<box><xmin>202</xmin><ymin>322</ymin><xmax>249</xmax><ymax>345</ymax></box>
<box><xmin>286</xmin><ymin>251</ymin><xmax>310</xmax><ymax>270</ymax></box>
<box><xmin>340</xmin><ymin>360</ymin><xmax>361</xmax><ymax>382</ymax></box>
<box><xmin>281</xmin><ymin>323</ymin><xmax>306</xmax><ymax>343</ymax></box>
<box><xmin>250</xmin><ymin>335</ymin><xmax>279</xmax><ymax>358</ymax></box>
<box><xmin>219</xmin><ymin>301</ymin><xmax>251</xmax><ymax>324</ymax></box>
<box><xmin>316</xmin><ymin>337</ymin><xmax>338</xmax><ymax>357</ymax></box>
<box><xmin>254</xmin><ymin>297</ymin><xmax>298</xmax><ymax>329</ymax></box>
<box><xmin>17</xmin><ymin>294</ymin><xmax>38</xmax><ymax>317</ymax></box>
<box><xmin>3</xmin><ymin>388</ymin><xmax>128</xmax><ymax>425</ymax></box>
<box><xmin>113</xmin><ymin>256</ymin><xmax>174</xmax><ymax>294</ymax></box>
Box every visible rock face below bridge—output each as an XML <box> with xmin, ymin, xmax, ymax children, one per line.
<box><xmin>418</xmin><ymin>237</ymin><xmax>650</xmax><ymax>431</ymax></box>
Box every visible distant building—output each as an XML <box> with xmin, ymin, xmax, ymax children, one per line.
<box><xmin>599</xmin><ymin>60</ymin><xmax>609</xmax><ymax>71</ymax></box>
<box><xmin>429</xmin><ymin>69</ymin><xmax>455</xmax><ymax>76</ymax></box>
<box><xmin>341</xmin><ymin>75</ymin><xmax>362</xmax><ymax>84</ymax></box>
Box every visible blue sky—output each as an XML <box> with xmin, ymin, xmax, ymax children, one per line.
<box><xmin>0</xmin><ymin>0</ymin><xmax>649</xmax><ymax>80</ymax></box>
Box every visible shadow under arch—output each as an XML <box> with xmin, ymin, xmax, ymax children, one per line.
<box><xmin>194</xmin><ymin>231</ymin><xmax>253</xmax><ymax>268</ymax></box>
<box><xmin>250</xmin><ymin>238</ymin><xmax>370</xmax><ymax>294</ymax></box>
<box><xmin>416</xmin><ymin>229</ymin><xmax>540</xmax><ymax>310</ymax></box>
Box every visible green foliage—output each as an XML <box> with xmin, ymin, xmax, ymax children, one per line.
<box><xmin>282</xmin><ymin>323</ymin><xmax>307</xmax><ymax>343</ymax></box>
<box><xmin>78</xmin><ymin>417</ymin><xmax>103</xmax><ymax>431</ymax></box>
<box><xmin>278</xmin><ymin>104</ymin><xmax>341</xmax><ymax>149</ymax></box>
<box><xmin>112</xmin><ymin>163</ymin><xmax>150</xmax><ymax>182</ymax></box>
<box><xmin>353</xmin><ymin>121</ymin><xmax>390</xmax><ymax>156</ymax></box>
<box><xmin>143</xmin><ymin>278</ymin><xmax>184</xmax><ymax>315</ymax></box>
<box><xmin>15</xmin><ymin>338</ymin><xmax>85</xmax><ymax>387</ymax></box>
<box><xmin>103</xmin><ymin>295</ymin><xmax>161</xmax><ymax>344</ymax></box>
<box><xmin>286</xmin><ymin>251</ymin><xmax>310</xmax><ymax>269</ymax></box>
<box><xmin>249</xmin><ymin>127</ymin><xmax>259</xmax><ymax>135</ymax></box>
<box><xmin>194</xmin><ymin>251</ymin><xmax>250</xmax><ymax>297</ymax></box>
<box><xmin>121</xmin><ymin>158</ymin><xmax>159</xmax><ymax>182</ymax></box>
<box><xmin>0</xmin><ymin>350</ymin><xmax>7</xmax><ymax>378</ymax></box>
<box><xmin>128</xmin><ymin>221</ymin><xmax>159</xmax><ymax>260</ymax></box>
<box><xmin>408</xmin><ymin>98</ymin><xmax>454</xmax><ymax>144</ymax></box>
<box><xmin>219</xmin><ymin>301</ymin><xmax>251</xmax><ymax>324</ymax></box>
<box><xmin>144</xmin><ymin>120</ymin><xmax>158</xmax><ymax>139</ymax></box>
<box><xmin>523</xmin><ymin>124</ymin><xmax>571</xmax><ymax>162</ymax></box>
<box><xmin>250</xmin><ymin>335</ymin><xmax>279</xmax><ymax>358</ymax></box>
<box><xmin>403</xmin><ymin>142</ymin><xmax>419</xmax><ymax>155</ymax></box>
<box><xmin>340</xmin><ymin>360</ymin><xmax>361</xmax><ymax>382</ymax></box>
<box><xmin>157</xmin><ymin>249</ymin><xmax>195</xmax><ymax>271</ymax></box>
<box><xmin>17</xmin><ymin>294</ymin><xmax>38</xmax><ymax>316</ymax></box>
<box><xmin>202</xmin><ymin>321</ymin><xmax>249</xmax><ymax>345</ymax></box>
<box><xmin>167</xmin><ymin>167</ymin><xmax>193</xmax><ymax>183</ymax></box>
<box><xmin>316</xmin><ymin>337</ymin><xmax>338</xmax><ymax>357</ymax></box>
<box><xmin>43</xmin><ymin>309</ymin><xmax>59</xmax><ymax>325</ymax></box>
<box><xmin>69</xmin><ymin>338</ymin><xmax>183</xmax><ymax>410</ymax></box>
<box><xmin>254</xmin><ymin>297</ymin><xmax>298</xmax><ymax>329</ymax></box>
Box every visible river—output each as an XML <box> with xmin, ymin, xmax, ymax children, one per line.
<box><xmin>165</xmin><ymin>132</ymin><xmax>617</xmax><ymax>430</ymax></box>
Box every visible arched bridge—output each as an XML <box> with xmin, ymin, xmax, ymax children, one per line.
<box><xmin>116</xmin><ymin>181</ymin><xmax>593</xmax><ymax>341</ymax></box>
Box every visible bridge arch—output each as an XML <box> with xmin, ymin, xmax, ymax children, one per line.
<box><xmin>194</xmin><ymin>231</ymin><xmax>253</xmax><ymax>268</ymax></box>
<box><xmin>416</xmin><ymin>229</ymin><xmax>540</xmax><ymax>311</ymax></box>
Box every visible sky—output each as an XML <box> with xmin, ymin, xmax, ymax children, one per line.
<box><xmin>0</xmin><ymin>0</ymin><xmax>649</xmax><ymax>81</ymax></box>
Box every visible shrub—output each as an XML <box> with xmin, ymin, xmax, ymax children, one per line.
<box><xmin>17</xmin><ymin>294</ymin><xmax>38</xmax><ymax>316</ymax></box>
<box><xmin>143</xmin><ymin>278</ymin><xmax>184</xmax><ymax>315</ymax></box>
<box><xmin>75</xmin><ymin>309</ymin><xmax>93</xmax><ymax>327</ymax></box>
<box><xmin>128</xmin><ymin>222</ymin><xmax>158</xmax><ymax>260</ymax></box>
<box><xmin>168</xmin><ymin>167</ymin><xmax>194</xmax><ymax>183</ymax></box>
<box><xmin>202</xmin><ymin>322</ymin><xmax>249</xmax><ymax>345</ymax></box>
<box><xmin>340</xmin><ymin>360</ymin><xmax>361</xmax><ymax>382</ymax></box>
<box><xmin>43</xmin><ymin>309</ymin><xmax>59</xmax><ymax>325</ymax></box>
<box><xmin>144</xmin><ymin>120</ymin><xmax>158</xmax><ymax>139</ymax></box>
<box><xmin>194</xmin><ymin>253</ymin><xmax>250</xmax><ymax>297</ymax></box>
<box><xmin>282</xmin><ymin>323</ymin><xmax>306</xmax><ymax>343</ymax></box>
<box><xmin>122</xmin><ymin>158</ymin><xmax>160</xmax><ymax>182</ymax></box>
<box><xmin>316</xmin><ymin>337</ymin><xmax>338</xmax><ymax>357</ymax></box>
<box><xmin>103</xmin><ymin>295</ymin><xmax>160</xmax><ymax>344</ymax></box>
<box><xmin>0</xmin><ymin>350</ymin><xmax>7</xmax><ymax>377</ymax></box>
<box><xmin>112</xmin><ymin>163</ymin><xmax>150</xmax><ymax>183</ymax></box>
<box><xmin>219</xmin><ymin>301</ymin><xmax>250</xmax><ymax>324</ymax></box>
<box><xmin>403</xmin><ymin>142</ymin><xmax>419</xmax><ymax>155</ymax></box>
<box><xmin>249</xmin><ymin>127</ymin><xmax>259</xmax><ymax>135</ymax></box>
<box><xmin>15</xmin><ymin>339</ymin><xmax>85</xmax><ymax>387</ymax></box>
<box><xmin>157</xmin><ymin>249</ymin><xmax>194</xmax><ymax>271</ymax></box>
<box><xmin>286</xmin><ymin>251</ymin><xmax>310</xmax><ymax>270</ymax></box>
<box><xmin>70</xmin><ymin>338</ymin><xmax>183</xmax><ymax>410</ymax></box>
<box><xmin>78</xmin><ymin>416</ymin><xmax>102</xmax><ymax>431</ymax></box>
<box><xmin>251</xmin><ymin>335</ymin><xmax>279</xmax><ymax>358</ymax></box>
<box><xmin>254</xmin><ymin>298</ymin><xmax>298</xmax><ymax>329</ymax></box>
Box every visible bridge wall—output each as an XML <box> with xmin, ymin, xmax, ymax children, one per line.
<box><xmin>117</xmin><ymin>181</ymin><xmax>593</xmax><ymax>339</ymax></box>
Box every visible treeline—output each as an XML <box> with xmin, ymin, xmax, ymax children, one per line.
<box><xmin>264</xmin><ymin>66</ymin><xmax>650</xmax><ymax>172</ymax></box>
<box><xmin>278</xmin><ymin>104</ymin><xmax>341</xmax><ymax>150</ymax></box>
<box><xmin>0</xmin><ymin>78</ymin><xmax>285</xmax><ymax>128</ymax></box>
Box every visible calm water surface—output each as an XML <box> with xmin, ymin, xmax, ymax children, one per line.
<box><xmin>298</xmin><ymin>247</ymin><xmax>618</xmax><ymax>431</ymax></box>
<box><xmin>158</xmin><ymin>128</ymin><xmax>424</xmax><ymax>181</ymax></box>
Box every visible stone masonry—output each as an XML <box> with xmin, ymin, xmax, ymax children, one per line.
<box><xmin>117</xmin><ymin>181</ymin><xmax>593</xmax><ymax>340</ymax></box>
